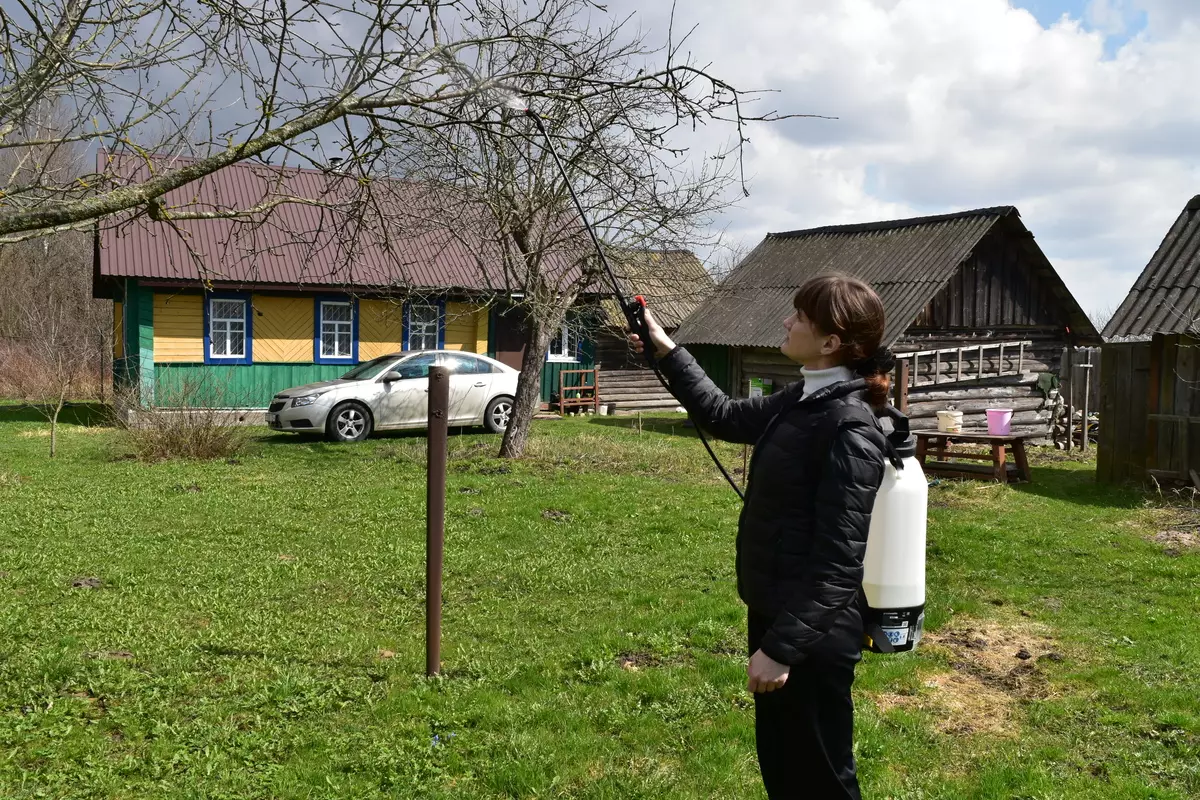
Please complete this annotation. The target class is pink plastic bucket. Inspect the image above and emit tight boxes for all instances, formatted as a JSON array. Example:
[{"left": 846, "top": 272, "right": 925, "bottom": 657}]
[{"left": 986, "top": 408, "right": 1013, "bottom": 436}]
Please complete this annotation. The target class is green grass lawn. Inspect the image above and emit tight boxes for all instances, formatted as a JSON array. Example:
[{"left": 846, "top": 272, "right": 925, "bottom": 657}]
[{"left": 1, "top": 407, "right": 1197, "bottom": 799}]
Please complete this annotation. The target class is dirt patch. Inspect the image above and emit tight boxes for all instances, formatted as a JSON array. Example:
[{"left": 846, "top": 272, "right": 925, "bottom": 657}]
[
  {"left": 871, "top": 616, "right": 1064, "bottom": 737},
  {"left": 70, "top": 576, "right": 103, "bottom": 589},
  {"left": 1152, "top": 530, "right": 1199, "bottom": 554},
  {"left": 542, "top": 508, "right": 572, "bottom": 522},
  {"left": 616, "top": 651, "right": 662, "bottom": 671},
  {"left": 85, "top": 650, "right": 133, "bottom": 661}
]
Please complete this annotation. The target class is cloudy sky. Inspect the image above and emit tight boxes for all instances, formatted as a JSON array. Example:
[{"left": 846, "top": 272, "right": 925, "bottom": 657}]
[{"left": 613, "top": 0, "right": 1200, "bottom": 322}]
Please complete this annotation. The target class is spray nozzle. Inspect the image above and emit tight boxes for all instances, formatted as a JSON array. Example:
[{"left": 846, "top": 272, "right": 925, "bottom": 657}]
[{"left": 502, "top": 94, "right": 530, "bottom": 114}]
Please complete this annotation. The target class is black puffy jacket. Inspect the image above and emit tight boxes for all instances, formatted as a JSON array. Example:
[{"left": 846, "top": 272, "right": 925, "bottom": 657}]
[{"left": 658, "top": 346, "right": 888, "bottom": 666}]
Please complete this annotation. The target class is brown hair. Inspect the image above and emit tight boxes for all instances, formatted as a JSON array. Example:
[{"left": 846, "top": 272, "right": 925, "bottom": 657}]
[{"left": 793, "top": 274, "right": 890, "bottom": 407}]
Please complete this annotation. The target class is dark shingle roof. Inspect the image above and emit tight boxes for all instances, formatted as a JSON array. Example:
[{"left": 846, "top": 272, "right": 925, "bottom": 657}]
[
  {"left": 96, "top": 154, "right": 581, "bottom": 293},
  {"left": 600, "top": 249, "right": 714, "bottom": 330},
  {"left": 674, "top": 207, "right": 1011, "bottom": 347},
  {"left": 674, "top": 206, "right": 1097, "bottom": 347},
  {"left": 1104, "top": 195, "right": 1200, "bottom": 341}
]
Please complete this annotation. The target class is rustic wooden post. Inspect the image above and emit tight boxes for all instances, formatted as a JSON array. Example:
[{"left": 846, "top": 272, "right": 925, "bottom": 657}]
[
  {"left": 998, "top": 342, "right": 1005, "bottom": 377},
  {"left": 977, "top": 344, "right": 984, "bottom": 380},
  {"left": 426, "top": 366, "right": 449, "bottom": 677},
  {"left": 1081, "top": 350, "right": 1093, "bottom": 451},
  {"left": 1065, "top": 344, "right": 1076, "bottom": 450},
  {"left": 894, "top": 361, "right": 910, "bottom": 413},
  {"left": 956, "top": 347, "right": 963, "bottom": 382},
  {"left": 1018, "top": 341, "right": 1025, "bottom": 375}
]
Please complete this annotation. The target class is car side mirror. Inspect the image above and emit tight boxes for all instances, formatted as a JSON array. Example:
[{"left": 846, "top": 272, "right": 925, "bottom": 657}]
[{"left": 381, "top": 371, "right": 402, "bottom": 383}]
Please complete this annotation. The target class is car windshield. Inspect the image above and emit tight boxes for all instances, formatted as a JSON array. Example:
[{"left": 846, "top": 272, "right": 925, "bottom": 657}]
[{"left": 340, "top": 356, "right": 400, "bottom": 381}]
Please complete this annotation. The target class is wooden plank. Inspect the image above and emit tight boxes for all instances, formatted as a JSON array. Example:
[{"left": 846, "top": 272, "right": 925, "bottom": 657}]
[
  {"left": 894, "top": 361, "right": 910, "bottom": 413},
  {"left": 912, "top": 431, "right": 1040, "bottom": 443},
  {"left": 1143, "top": 338, "right": 1162, "bottom": 482},
  {"left": 957, "top": 347, "right": 963, "bottom": 381},
  {"left": 1013, "top": 439, "right": 1031, "bottom": 481},
  {"left": 1096, "top": 346, "right": 1116, "bottom": 483},
  {"left": 993, "top": 442, "right": 1007, "bottom": 482},
  {"left": 1065, "top": 344, "right": 1076, "bottom": 450}
]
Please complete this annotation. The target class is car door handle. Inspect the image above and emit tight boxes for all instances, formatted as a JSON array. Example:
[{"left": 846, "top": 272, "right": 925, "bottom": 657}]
[{"left": 473, "top": 381, "right": 486, "bottom": 387}]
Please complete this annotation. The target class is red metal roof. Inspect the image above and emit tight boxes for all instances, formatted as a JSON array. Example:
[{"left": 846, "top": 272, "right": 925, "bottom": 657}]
[{"left": 96, "top": 154, "right": 582, "bottom": 293}]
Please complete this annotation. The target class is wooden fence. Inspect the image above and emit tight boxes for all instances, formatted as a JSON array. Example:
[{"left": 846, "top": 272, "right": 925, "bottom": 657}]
[{"left": 1098, "top": 335, "right": 1200, "bottom": 485}]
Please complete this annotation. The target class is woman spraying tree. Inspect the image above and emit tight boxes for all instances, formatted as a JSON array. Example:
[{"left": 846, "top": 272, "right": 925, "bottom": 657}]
[{"left": 629, "top": 274, "right": 896, "bottom": 799}]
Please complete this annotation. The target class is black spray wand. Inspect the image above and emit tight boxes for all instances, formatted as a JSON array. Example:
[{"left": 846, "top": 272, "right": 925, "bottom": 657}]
[{"left": 506, "top": 96, "right": 746, "bottom": 500}]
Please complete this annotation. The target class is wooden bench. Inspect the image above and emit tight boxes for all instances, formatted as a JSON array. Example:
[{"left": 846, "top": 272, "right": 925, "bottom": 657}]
[{"left": 912, "top": 430, "right": 1035, "bottom": 483}]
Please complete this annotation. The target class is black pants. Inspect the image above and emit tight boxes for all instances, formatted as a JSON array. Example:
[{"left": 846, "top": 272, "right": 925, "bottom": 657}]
[{"left": 748, "top": 610, "right": 862, "bottom": 800}]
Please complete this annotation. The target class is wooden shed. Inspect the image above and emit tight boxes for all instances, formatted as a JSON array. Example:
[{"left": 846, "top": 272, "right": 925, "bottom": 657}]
[
  {"left": 673, "top": 207, "right": 1100, "bottom": 435},
  {"left": 592, "top": 249, "right": 715, "bottom": 412},
  {"left": 1099, "top": 195, "right": 1200, "bottom": 484}
]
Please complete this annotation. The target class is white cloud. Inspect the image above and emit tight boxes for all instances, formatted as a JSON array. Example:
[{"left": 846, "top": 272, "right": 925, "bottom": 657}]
[{"left": 612, "top": 0, "right": 1200, "bottom": 318}]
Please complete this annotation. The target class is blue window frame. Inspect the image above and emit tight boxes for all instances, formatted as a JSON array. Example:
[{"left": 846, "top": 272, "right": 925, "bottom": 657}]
[
  {"left": 204, "top": 293, "right": 253, "bottom": 365},
  {"left": 402, "top": 300, "right": 445, "bottom": 351},
  {"left": 313, "top": 296, "right": 359, "bottom": 364}
]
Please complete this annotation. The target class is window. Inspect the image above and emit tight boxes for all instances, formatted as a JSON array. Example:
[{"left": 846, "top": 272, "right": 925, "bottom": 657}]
[
  {"left": 314, "top": 297, "right": 358, "bottom": 364},
  {"left": 396, "top": 352, "right": 439, "bottom": 379},
  {"left": 341, "top": 356, "right": 403, "bottom": 381},
  {"left": 206, "top": 296, "right": 251, "bottom": 364},
  {"left": 321, "top": 302, "right": 353, "bottom": 358},
  {"left": 547, "top": 324, "right": 578, "bottom": 362},
  {"left": 406, "top": 303, "right": 440, "bottom": 351},
  {"left": 442, "top": 353, "right": 494, "bottom": 375}
]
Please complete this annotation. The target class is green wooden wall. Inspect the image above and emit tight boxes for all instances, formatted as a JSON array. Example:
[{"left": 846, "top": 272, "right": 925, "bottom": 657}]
[
  {"left": 154, "top": 364, "right": 353, "bottom": 408},
  {"left": 687, "top": 344, "right": 732, "bottom": 396}
]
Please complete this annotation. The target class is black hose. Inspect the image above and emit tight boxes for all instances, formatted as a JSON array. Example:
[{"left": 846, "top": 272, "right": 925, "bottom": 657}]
[{"left": 524, "top": 109, "right": 745, "bottom": 501}]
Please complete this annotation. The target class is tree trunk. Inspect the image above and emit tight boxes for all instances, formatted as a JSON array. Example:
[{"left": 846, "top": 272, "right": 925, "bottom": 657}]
[
  {"left": 498, "top": 314, "right": 559, "bottom": 459},
  {"left": 50, "top": 394, "right": 65, "bottom": 458}
]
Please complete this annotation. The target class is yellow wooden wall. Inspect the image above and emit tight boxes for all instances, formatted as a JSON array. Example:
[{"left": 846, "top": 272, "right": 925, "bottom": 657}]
[
  {"left": 113, "top": 301, "right": 124, "bottom": 359},
  {"left": 146, "top": 293, "right": 491, "bottom": 364},
  {"left": 445, "top": 302, "right": 487, "bottom": 353},
  {"left": 153, "top": 293, "right": 204, "bottom": 362},
  {"left": 359, "top": 299, "right": 404, "bottom": 360},
  {"left": 253, "top": 295, "right": 313, "bottom": 362}
]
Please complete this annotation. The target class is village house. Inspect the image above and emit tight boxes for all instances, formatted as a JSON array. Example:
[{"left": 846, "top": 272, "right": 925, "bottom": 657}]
[
  {"left": 93, "top": 155, "right": 623, "bottom": 409},
  {"left": 672, "top": 207, "right": 1100, "bottom": 436}
]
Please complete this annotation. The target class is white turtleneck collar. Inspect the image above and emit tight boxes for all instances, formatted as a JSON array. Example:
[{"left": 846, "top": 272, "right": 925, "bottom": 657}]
[{"left": 800, "top": 365, "right": 856, "bottom": 399}]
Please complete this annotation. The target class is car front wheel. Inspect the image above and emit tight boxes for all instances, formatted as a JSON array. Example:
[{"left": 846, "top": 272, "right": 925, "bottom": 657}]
[
  {"left": 326, "top": 401, "right": 373, "bottom": 442},
  {"left": 484, "top": 396, "right": 514, "bottom": 434}
]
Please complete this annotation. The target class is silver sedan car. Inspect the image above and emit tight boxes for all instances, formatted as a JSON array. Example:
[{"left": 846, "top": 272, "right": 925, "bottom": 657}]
[{"left": 266, "top": 351, "right": 518, "bottom": 442}]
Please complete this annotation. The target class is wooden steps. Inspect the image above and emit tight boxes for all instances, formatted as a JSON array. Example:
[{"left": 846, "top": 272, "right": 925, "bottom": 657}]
[{"left": 597, "top": 369, "right": 681, "bottom": 413}]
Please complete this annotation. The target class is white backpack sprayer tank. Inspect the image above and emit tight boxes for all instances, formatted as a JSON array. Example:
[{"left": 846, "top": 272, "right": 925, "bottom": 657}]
[{"left": 862, "top": 406, "right": 927, "bottom": 653}]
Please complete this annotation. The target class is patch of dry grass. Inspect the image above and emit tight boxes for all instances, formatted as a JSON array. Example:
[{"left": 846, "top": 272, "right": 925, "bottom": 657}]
[{"left": 871, "top": 615, "right": 1068, "bottom": 737}]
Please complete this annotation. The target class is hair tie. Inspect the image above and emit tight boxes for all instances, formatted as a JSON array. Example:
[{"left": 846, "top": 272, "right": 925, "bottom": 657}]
[{"left": 854, "top": 346, "right": 896, "bottom": 377}]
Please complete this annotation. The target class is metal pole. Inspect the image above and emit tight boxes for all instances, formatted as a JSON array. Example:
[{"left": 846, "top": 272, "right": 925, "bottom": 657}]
[{"left": 426, "top": 365, "right": 449, "bottom": 677}]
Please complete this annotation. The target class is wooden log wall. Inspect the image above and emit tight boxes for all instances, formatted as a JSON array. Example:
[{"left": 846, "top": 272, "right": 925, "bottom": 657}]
[{"left": 736, "top": 332, "right": 1069, "bottom": 440}]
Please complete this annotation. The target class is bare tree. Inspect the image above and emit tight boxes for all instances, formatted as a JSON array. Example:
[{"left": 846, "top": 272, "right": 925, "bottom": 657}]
[
  {"left": 1, "top": 0, "right": 800, "bottom": 457},
  {"left": 0, "top": 241, "right": 106, "bottom": 456},
  {"left": 0, "top": 0, "right": 790, "bottom": 242},
  {"left": 381, "top": 3, "right": 768, "bottom": 456}
]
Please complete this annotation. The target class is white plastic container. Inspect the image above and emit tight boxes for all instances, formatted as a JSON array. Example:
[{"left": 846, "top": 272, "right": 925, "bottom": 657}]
[
  {"left": 936, "top": 410, "right": 963, "bottom": 433},
  {"left": 862, "top": 407, "right": 928, "bottom": 652},
  {"left": 863, "top": 454, "right": 928, "bottom": 611}
]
